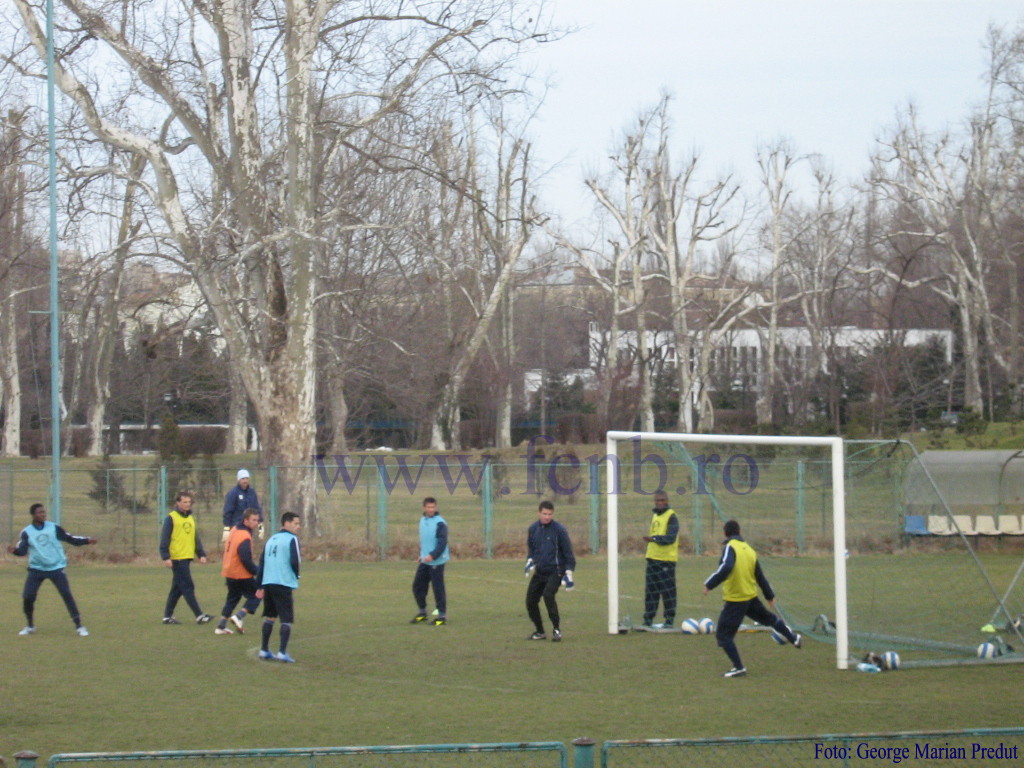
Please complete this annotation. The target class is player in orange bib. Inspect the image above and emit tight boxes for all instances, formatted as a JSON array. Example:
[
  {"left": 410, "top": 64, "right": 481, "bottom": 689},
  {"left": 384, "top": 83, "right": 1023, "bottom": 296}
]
[{"left": 214, "top": 508, "right": 262, "bottom": 635}]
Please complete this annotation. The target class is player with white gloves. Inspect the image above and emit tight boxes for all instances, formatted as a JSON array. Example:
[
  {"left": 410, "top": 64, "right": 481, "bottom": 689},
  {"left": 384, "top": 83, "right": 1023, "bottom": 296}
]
[{"left": 524, "top": 500, "right": 576, "bottom": 642}]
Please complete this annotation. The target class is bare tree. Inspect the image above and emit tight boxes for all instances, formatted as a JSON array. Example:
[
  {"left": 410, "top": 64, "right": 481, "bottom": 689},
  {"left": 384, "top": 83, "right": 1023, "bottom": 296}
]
[
  {"left": 754, "top": 140, "right": 800, "bottom": 426},
  {"left": 585, "top": 109, "right": 658, "bottom": 432},
  {"left": 0, "top": 108, "right": 34, "bottom": 456},
  {"left": 70, "top": 154, "right": 147, "bottom": 456},
  {"left": 424, "top": 106, "right": 539, "bottom": 450},
  {"left": 11, "top": 0, "right": 548, "bottom": 526},
  {"left": 867, "top": 98, "right": 1018, "bottom": 415},
  {"left": 780, "top": 160, "right": 858, "bottom": 429},
  {"left": 647, "top": 100, "right": 743, "bottom": 431}
]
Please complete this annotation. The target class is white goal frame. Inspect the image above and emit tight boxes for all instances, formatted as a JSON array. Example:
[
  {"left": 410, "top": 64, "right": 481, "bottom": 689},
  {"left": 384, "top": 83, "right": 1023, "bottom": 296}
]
[{"left": 605, "top": 431, "right": 849, "bottom": 670}]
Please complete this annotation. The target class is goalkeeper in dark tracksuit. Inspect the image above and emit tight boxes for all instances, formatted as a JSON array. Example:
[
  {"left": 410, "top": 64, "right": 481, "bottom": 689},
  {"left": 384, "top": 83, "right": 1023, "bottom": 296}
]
[
  {"left": 703, "top": 519, "right": 802, "bottom": 677},
  {"left": 642, "top": 491, "right": 679, "bottom": 628},
  {"left": 524, "top": 500, "right": 576, "bottom": 642}
]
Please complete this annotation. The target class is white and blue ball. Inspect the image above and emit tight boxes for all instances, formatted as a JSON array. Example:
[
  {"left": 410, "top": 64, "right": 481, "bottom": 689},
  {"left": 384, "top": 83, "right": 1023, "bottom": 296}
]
[
  {"left": 770, "top": 628, "right": 787, "bottom": 645},
  {"left": 881, "top": 651, "right": 900, "bottom": 671},
  {"left": 978, "top": 642, "right": 1001, "bottom": 659},
  {"left": 697, "top": 617, "right": 714, "bottom": 635},
  {"left": 680, "top": 618, "right": 700, "bottom": 634}
]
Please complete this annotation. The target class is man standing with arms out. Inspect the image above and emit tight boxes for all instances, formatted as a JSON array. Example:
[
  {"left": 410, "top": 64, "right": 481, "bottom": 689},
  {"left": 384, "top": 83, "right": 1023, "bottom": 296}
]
[
  {"left": 256, "top": 512, "right": 302, "bottom": 663},
  {"left": 642, "top": 491, "right": 679, "bottom": 629},
  {"left": 703, "top": 519, "right": 802, "bottom": 678},
  {"left": 524, "top": 500, "right": 575, "bottom": 642},
  {"left": 411, "top": 497, "right": 449, "bottom": 626},
  {"left": 215, "top": 508, "right": 262, "bottom": 635},
  {"left": 160, "top": 491, "right": 213, "bottom": 625},
  {"left": 8, "top": 503, "right": 97, "bottom": 636},
  {"left": 223, "top": 469, "right": 262, "bottom": 544}
]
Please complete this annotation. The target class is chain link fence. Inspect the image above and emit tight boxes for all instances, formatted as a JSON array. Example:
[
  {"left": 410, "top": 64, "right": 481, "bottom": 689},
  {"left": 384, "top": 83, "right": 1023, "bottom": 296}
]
[
  {"left": 601, "top": 728, "right": 1024, "bottom": 767},
  {"left": 9, "top": 730, "right": 1023, "bottom": 768},
  {"left": 0, "top": 458, "right": 606, "bottom": 560},
  {"left": 37, "top": 743, "right": 568, "bottom": 768}
]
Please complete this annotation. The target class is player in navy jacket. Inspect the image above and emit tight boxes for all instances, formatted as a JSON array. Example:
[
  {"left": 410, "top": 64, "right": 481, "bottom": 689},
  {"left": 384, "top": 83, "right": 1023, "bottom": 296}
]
[{"left": 524, "top": 500, "right": 576, "bottom": 642}]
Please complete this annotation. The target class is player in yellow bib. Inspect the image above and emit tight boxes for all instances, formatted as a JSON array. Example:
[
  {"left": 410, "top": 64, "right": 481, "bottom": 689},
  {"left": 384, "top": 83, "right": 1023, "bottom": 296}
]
[
  {"left": 159, "top": 492, "right": 212, "bottom": 625},
  {"left": 641, "top": 492, "right": 679, "bottom": 628},
  {"left": 703, "top": 519, "right": 802, "bottom": 677}
]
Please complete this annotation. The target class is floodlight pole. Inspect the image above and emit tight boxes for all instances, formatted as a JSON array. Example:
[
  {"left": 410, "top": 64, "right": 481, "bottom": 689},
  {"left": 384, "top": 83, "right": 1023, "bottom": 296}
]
[{"left": 46, "top": 0, "right": 62, "bottom": 523}]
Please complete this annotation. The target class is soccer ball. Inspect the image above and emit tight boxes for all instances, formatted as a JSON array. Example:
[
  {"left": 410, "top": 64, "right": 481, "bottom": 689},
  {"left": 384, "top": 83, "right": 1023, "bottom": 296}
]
[
  {"left": 680, "top": 618, "right": 700, "bottom": 634},
  {"left": 697, "top": 618, "right": 714, "bottom": 634},
  {"left": 978, "top": 642, "right": 1001, "bottom": 659},
  {"left": 770, "top": 628, "right": 787, "bottom": 645},
  {"left": 881, "top": 651, "right": 900, "bottom": 671}
]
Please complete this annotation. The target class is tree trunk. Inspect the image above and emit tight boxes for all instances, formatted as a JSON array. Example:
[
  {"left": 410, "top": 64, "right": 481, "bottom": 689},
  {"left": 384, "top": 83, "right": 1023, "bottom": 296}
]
[
  {"left": 226, "top": 366, "right": 248, "bottom": 454},
  {"left": 326, "top": 374, "right": 349, "bottom": 455},
  {"left": 0, "top": 294, "right": 20, "bottom": 457}
]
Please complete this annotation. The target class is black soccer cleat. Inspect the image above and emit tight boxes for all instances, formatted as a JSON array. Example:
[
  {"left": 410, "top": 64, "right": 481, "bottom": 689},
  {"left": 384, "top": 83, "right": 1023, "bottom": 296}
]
[
  {"left": 410, "top": 613, "right": 428, "bottom": 624},
  {"left": 529, "top": 631, "right": 547, "bottom": 640}
]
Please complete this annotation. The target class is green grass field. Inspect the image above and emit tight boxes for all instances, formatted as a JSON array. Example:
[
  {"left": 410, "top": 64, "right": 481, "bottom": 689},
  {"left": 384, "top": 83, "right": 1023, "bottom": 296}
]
[{"left": 3, "top": 553, "right": 1023, "bottom": 759}]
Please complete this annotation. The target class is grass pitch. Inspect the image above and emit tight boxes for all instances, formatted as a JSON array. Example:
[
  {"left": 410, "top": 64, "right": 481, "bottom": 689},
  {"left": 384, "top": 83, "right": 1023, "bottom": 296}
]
[{"left": 2, "top": 555, "right": 1022, "bottom": 759}]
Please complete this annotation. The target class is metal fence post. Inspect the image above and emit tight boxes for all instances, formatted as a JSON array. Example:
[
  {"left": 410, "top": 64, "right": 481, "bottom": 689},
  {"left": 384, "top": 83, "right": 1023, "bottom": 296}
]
[
  {"left": 376, "top": 465, "right": 388, "bottom": 558},
  {"left": 572, "top": 738, "right": 594, "bottom": 768},
  {"left": 158, "top": 465, "right": 167, "bottom": 522},
  {"left": 796, "top": 460, "right": 805, "bottom": 554},
  {"left": 692, "top": 464, "right": 703, "bottom": 556},
  {"left": 13, "top": 751, "right": 39, "bottom": 768},
  {"left": 482, "top": 461, "right": 493, "bottom": 559}
]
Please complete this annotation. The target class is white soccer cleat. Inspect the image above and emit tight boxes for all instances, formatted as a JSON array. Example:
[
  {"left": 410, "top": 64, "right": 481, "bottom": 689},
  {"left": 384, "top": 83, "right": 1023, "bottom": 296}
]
[
  {"left": 19, "top": 626, "right": 36, "bottom": 636},
  {"left": 76, "top": 626, "right": 89, "bottom": 637},
  {"left": 230, "top": 614, "right": 245, "bottom": 634},
  {"left": 214, "top": 627, "right": 234, "bottom": 635}
]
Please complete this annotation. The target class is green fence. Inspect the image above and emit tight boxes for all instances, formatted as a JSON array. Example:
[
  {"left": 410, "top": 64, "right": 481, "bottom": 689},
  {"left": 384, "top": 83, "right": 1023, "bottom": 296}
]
[
  {"left": 36, "top": 742, "right": 569, "bottom": 768},
  {"left": 7, "top": 729, "right": 1023, "bottom": 768},
  {"left": 0, "top": 459, "right": 606, "bottom": 560},
  {"left": 601, "top": 728, "right": 1024, "bottom": 766},
  {"left": 0, "top": 441, "right": 1005, "bottom": 565}
]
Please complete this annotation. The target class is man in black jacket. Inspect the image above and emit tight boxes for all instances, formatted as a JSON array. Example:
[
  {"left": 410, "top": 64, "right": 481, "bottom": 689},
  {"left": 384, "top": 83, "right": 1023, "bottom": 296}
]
[
  {"left": 524, "top": 500, "right": 576, "bottom": 642},
  {"left": 223, "top": 469, "right": 262, "bottom": 544}
]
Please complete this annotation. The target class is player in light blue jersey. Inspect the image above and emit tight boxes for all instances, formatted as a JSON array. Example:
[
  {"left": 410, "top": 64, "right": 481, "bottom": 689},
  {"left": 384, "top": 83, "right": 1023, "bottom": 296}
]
[
  {"left": 255, "top": 512, "right": 301, "bottom": 662},
  {"left": 7, "top": 503, "right": 97, "bottom": 636},
  {"left": 410, "top": 497, "right": 449, "bottom": 626}
]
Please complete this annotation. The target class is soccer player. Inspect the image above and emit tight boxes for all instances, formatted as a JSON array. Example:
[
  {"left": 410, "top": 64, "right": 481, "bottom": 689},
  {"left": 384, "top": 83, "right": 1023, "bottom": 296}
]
[
  {"left": 703, "top": 519, "right": 802, "bottom": 677},
  {"left": 641, "top": 491, "right": 679, "bottom": 628},
  {"left": 159, "top": 491, "right": 213, "bottom": 625},
  {"left": 524, "top": 500, "right": 575, "bottom": 642},
  {"left": 215, "top": 508, "right": 262, "bottom": 635},
  {"left": 256, "top": 511, "right": 302, "bottom": 662},
  {"left": 8, "top": 503, "right": 97, "bottom": 636},
  {"left": 410, "top": 497, "right": 449, "bottom": 626},
  {"left": 223, "top": 469, "right": 262, "bottom": 544}
]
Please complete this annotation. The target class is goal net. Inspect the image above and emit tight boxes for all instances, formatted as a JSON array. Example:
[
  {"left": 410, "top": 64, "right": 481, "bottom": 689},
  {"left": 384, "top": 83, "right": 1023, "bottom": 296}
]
[{"left": 605, "top": 432, "right": 1024, "bottom": 670}]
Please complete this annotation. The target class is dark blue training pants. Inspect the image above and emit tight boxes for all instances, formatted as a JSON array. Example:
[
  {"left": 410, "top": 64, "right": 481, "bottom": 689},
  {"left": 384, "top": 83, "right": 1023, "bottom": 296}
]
[{"left": 23, "top": 568, "right": 81, "bottom": 627}]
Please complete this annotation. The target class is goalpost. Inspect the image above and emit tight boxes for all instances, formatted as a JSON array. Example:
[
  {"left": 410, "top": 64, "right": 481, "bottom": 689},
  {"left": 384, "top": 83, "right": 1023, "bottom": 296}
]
[
  {"left": 606, "top": 431, "right": 849, "bottom": 669},
  {"left": 605, "top": 431, "right": 1024, "bottom": 671}
]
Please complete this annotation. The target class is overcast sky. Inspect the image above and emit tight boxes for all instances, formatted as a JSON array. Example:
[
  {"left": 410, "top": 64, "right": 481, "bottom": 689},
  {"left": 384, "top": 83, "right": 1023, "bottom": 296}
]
[{"left": 522, "top": 1, "right": 1024, "bottom": 225}]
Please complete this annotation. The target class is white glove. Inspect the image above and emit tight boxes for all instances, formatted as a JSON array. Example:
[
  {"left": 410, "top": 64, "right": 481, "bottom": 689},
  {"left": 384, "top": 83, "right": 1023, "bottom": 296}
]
[
  {"left": 257, "top": 523, "right": 266, "bottom": 540},
  {"left": 562, "top": 570, "right": 575, "bottom": 591},
  {"left": 222, "top": 527, "right": 231, "bottom": 544},
  {"left": 524, "top": 558, "right": 535, "bottom": 577}
]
